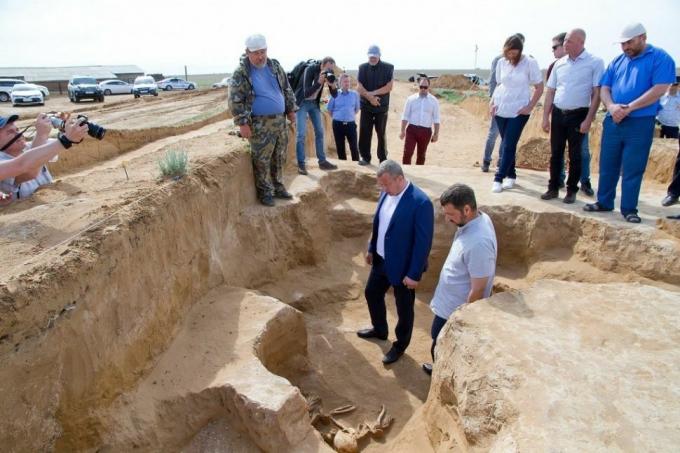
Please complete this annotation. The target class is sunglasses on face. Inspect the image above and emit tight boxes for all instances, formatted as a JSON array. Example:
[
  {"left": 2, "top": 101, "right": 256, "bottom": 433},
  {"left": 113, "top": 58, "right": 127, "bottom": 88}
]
[
  {"left": 552, "top": 45, "right": 562, "bottom": 50},
  {"left": 419, "top": 85, "right": 429, "bottom": 89},
  {"left": 0, "top": 125, "right": 30, "bottom": 152}
]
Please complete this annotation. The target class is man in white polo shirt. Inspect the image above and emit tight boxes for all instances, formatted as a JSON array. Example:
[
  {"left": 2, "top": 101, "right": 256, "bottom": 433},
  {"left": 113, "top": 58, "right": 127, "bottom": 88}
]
[
  {"left": 541, "top": 28, "right": 604, "bottom": 204},
  {"left": 423, "top": 183, "right": 497, "bottom": 375},
  {"left": 399, "top": 76, "right": 440, "bottom": 165}
]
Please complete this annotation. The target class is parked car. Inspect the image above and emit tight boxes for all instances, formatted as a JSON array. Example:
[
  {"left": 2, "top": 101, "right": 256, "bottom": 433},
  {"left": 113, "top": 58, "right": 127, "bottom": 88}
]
[
  {"left": 211, "top": 77, "right": 231, "bottom": 89},
  {"left": 68, "top": 76, "right": 104, "bottom": 103},
  {"left": 463, "top": 73, "right": 483, "bottom": 86},
  {"left": 0, "top": 79, "right": 49, "bottom": 102},
  {"left": 99, "top": 79, "right": 132, "bottom": 95},
  {"left": 157, "top": 77, "right": 196, "bottom": 91},
  {"left": 10, "top": 84, "right": 44, "bottom": 106},
  {"left": 132, "top": 76, "right": 158, "bottom": 98}
]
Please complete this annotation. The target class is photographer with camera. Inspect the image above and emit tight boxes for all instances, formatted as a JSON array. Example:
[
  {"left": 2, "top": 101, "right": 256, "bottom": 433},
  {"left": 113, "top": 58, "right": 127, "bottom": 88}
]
[
  {"left": 0, "top": 113, "right": 89, "bottom": 202},
  {"left": 294, "top": 56, "right": 339, "bottom": 175}
]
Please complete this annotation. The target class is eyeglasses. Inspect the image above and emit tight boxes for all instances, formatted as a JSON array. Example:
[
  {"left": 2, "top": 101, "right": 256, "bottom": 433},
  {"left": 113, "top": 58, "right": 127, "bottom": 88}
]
[
  {"left": 419, "top": 85, "right": 429, "bottom": 89},
  {"left": 552, "top": 45, "right": 562, "bottom": 50}
]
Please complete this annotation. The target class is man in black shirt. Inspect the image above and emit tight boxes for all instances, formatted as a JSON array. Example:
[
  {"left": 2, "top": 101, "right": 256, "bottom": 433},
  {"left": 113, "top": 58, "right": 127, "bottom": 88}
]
[{"left": 357, "top": 45, "right": 394, "bottom": 165}]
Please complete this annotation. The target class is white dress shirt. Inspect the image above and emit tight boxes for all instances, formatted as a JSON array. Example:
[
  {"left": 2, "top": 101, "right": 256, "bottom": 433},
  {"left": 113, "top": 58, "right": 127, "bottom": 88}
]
[
  {"left": 492, "top": 55, "right": 543, "bottom": 118},
  {"left": 377, "top": 181, "right": 410, "bottom": 258},
  {"left": 401, "top": 93, "right": 441, "bottom": 127},
  {"left": 547, "top": 50, "right": 605, "bottom": 110}
]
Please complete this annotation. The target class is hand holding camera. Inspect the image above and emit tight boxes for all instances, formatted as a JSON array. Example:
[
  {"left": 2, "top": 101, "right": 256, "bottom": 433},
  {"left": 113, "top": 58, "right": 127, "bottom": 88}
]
[{"left": 48, "top": 113, "right": 106, "bottom": 141}]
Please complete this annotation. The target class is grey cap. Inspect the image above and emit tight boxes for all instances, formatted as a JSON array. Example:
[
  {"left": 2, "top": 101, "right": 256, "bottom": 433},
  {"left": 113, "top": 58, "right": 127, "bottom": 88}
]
[
  {"left": 0, "top": 114, "right": 19, "bottom": 128},
  {"left": 617, "top": 23, "right": 646, "bottom": 42},
  {"left": 245, "top": 34, "right": 267, "bottom": 51},
  {"left": 367, "top": 45, "right": 381, "bottom": 57}
]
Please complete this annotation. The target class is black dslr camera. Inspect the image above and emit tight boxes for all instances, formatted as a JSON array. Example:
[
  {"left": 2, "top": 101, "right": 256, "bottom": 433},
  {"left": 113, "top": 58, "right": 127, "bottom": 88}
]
[
  {"left": 322, "top": 69, "right": 336, "bottom": 84},
  {"left": 49, "top": 114, "right": 106, "bottom": 140}
]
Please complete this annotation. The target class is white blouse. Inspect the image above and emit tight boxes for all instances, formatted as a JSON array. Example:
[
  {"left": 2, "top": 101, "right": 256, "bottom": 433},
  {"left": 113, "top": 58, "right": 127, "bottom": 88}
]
[{"left": 492, "top": 55, "right": 542, "bottom": 118}]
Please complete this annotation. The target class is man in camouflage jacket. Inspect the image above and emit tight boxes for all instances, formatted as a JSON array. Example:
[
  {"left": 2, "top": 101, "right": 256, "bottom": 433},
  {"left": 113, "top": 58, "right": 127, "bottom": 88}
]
[{"left": 228, "top": 34, "right": 297, "bottom": 206}]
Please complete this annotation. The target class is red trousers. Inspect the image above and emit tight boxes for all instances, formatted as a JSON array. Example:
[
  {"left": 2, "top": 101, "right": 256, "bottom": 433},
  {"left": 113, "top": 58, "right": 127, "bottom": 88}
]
[{"left": 403, "top": 124, "right": 432, "bottom": 165}]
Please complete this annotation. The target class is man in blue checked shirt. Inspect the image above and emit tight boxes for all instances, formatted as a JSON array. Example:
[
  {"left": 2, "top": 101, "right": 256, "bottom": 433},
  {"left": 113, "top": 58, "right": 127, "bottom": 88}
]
[
  {"left": 583, "top": 23, "right": 676, "bottom": 223},
  {"left": 327, "top": 73, "right": 361, "bottom": 161}
]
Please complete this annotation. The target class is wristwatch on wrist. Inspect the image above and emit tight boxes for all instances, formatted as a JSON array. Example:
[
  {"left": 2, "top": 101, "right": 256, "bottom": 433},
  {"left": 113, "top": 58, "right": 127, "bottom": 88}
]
[{"left": 57, "top": 133, "right": 74, "bottom": 149}]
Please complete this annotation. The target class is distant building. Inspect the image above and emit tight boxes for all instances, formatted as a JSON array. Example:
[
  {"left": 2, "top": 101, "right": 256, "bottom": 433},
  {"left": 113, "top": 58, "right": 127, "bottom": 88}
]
[{"left": 0, "top": 65, "right": 145, "bottom": 94}]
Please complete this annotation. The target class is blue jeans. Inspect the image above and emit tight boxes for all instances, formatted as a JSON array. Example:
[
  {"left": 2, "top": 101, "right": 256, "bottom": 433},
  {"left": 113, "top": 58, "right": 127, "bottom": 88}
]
[
  {"left": 494, "top": 114, "right": 530, "bottom": 183},
  {"left": 560, "top": 134, "right": 591, "bottom": 184},
  {"left": 296, "top": 100, "right": 327, "bottom": 166},
  {"left": 430, "top": 315, "right": 447, "bottom": 361},
  {"left": 597, "top": 115, "right": 655, "bottom": 215},
  {"left": 482, "top": 118, "right": 500, "bottom": 165}
]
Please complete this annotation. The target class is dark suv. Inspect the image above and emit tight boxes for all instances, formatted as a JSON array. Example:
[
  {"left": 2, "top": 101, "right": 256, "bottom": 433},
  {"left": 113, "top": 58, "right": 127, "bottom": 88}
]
[{"left": 68, "top": 76, "right": 104, "bottom": 103}]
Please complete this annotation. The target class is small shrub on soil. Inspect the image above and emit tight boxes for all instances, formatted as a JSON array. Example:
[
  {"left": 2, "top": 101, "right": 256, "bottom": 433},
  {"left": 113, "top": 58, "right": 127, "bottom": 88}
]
[{"left": 158, "top": 149, "right": 189, "bottom": 178}]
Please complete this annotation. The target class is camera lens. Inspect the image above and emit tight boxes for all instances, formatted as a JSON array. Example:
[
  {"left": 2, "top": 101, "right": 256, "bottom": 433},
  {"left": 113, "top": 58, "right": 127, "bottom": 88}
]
[{"left": 87, "top": 122, "right": 106, "bottom": 140}]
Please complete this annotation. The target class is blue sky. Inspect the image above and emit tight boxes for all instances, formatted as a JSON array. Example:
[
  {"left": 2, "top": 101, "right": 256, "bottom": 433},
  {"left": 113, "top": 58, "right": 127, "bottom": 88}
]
[{"left": 1, "top": 0, "right": 679, "bottom": 75}]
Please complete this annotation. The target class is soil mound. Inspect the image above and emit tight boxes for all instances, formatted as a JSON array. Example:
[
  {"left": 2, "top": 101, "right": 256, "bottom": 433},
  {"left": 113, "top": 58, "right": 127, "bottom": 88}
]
[
  {"left": 516, "top": 137, "right": 550, "bottom": 170},
  {"left": 431, "top": 74, "right": 475, "bottom": 90}
]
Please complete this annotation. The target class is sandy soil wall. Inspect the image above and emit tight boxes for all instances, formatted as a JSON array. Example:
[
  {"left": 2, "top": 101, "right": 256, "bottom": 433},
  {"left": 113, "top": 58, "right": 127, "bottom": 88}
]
[{"left": 0, "top": 149, "right": 332, "bottom": 451}]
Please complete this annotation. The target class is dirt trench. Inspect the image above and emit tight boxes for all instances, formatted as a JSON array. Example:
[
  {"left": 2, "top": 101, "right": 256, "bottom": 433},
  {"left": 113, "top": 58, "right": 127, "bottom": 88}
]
[{"left": 2, "top": 156, "right": 679, "bottom": 452}]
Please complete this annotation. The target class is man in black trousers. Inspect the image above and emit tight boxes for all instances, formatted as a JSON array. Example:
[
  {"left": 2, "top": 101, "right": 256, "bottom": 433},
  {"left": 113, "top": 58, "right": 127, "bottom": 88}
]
[
  {"left": 357, "top": 160, "right": 434, "bottom": 364},
  {"left": 356, "top": 45, "right": 394, "bottom": 166}
]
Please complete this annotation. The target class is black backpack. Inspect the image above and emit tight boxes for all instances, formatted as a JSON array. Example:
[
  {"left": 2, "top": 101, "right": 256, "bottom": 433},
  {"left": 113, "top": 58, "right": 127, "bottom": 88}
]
[{"left": 288, "top": 59, "right": 319, "bottom": 91}]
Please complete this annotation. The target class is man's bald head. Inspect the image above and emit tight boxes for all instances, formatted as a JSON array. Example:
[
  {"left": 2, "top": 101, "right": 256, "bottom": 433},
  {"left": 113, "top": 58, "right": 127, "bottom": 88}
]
[{"left": 564, "top": 28, "right": 587, "bottom": 57}]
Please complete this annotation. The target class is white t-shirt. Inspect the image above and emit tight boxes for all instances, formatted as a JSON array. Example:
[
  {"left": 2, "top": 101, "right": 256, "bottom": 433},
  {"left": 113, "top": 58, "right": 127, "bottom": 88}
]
[
  {"left": 430, "top": 212, "right": 497, "bottom": 319},
  {"left": 492, "top": 55, "right": 543, "bottom": 118},
  {"left": 547, "top": 50, "right": 604, "bottom": 110},
  {"left": 376, "top": 181, "right": 410, "bottom": 258}
]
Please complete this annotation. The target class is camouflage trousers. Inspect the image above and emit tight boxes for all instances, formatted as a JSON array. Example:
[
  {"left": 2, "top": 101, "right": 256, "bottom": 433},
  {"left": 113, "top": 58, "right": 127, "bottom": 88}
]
[{"left": 249, "top": 115, "right": 288, "bottom": 199}]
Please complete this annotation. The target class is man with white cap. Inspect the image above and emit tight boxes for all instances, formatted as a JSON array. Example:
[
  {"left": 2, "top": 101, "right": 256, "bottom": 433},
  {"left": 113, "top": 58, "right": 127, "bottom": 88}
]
[
  {"left": 584, "top": 23, "right": 676, "bottom": 223},
  {"left": 228, "top": 34, "right": 297, "bottom": 207},
  {"left": 357, "top": 45, "right": 394, "bottom": 165}
]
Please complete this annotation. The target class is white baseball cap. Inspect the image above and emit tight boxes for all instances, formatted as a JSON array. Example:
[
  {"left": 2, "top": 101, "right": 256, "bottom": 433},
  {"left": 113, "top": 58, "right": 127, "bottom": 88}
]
[
  {"left": 245, "top": 34, "right": 267, "bottom": 51},
  {"left": 617, "top": 23, "right": 646, "bottom": 42}
]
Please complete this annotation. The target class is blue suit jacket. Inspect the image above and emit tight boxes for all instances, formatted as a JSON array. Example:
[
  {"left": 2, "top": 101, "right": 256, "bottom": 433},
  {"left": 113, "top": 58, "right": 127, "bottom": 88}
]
[{"left": 368, "top": 183, "right": 434, "bottom": 286}]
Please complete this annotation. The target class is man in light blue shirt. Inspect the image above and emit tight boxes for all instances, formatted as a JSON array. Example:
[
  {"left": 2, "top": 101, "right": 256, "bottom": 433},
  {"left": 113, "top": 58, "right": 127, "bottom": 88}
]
[
  {"left": 584, "top": 23, "right": 676, "bottom": 223},
  {"left": 423, "top": 184, "right": 497, "bottom": 376},
  {"left": 327, "top": 74, "right": 360, "bottom": 161}
]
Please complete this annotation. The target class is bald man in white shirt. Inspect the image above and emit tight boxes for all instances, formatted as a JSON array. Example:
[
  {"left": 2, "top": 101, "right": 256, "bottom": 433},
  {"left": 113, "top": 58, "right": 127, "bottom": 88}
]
[{"left": 399, "top": 77, "right": 440, "bottom": 165}]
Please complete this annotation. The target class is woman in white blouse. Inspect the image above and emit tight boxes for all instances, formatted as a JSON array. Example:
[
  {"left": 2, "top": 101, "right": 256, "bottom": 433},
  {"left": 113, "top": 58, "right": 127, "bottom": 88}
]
[{"left": 490, "top": 34, "right": 544, "bottom": 193}]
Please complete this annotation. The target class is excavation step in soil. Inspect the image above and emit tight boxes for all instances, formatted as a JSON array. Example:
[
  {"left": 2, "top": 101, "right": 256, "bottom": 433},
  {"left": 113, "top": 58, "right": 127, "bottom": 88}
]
[{"left": 0, "top": 81, "right": 678, "bottom": 452}]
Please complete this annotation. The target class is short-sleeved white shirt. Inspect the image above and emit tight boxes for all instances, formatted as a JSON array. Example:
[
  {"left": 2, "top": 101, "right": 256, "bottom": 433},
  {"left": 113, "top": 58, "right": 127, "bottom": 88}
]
[
  {"left": 430, "top": 212, "right": 497, "bottom": 319},
  {"left": 492, "top": 55, "right": 543, "bottom": 118},
  {"left": 547, "top": 50, "right": 605, "bottom": 110}
]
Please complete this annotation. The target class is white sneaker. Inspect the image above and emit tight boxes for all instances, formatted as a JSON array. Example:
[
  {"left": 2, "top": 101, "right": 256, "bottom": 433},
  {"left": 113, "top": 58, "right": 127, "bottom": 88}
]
[
  {"left": 492, "top": 182, "right": 503, "bottom": 193},
  {"left": 502, "top": 178, "right": 516, "bottom": 189}
]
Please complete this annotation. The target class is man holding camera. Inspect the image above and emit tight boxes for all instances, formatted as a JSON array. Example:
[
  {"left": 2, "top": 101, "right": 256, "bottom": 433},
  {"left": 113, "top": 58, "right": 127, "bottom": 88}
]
[
  {"left": 294, "top": 57, "right": 339, "bottom": 175},
  {"left": 0, "top": 113, "right": 88, "bottom": 203},
  {"left": 357, "top": 45, "right": 394, "bottom": 165},
  {"left": 0, "top": 113, "right": 60, "bottom": 200},
  {"left": 229, "top": 34, "right": 298, "bottom": 207}
]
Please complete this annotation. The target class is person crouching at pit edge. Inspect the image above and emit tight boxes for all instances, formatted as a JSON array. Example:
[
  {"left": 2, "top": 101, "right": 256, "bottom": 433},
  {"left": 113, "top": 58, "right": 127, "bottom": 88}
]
[{"left": 423, "top": 183, "right": 497, "bottom": 376}]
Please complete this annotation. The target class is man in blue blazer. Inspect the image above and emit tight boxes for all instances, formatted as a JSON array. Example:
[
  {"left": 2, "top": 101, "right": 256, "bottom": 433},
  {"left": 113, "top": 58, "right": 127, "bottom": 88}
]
[{"left": 357, "top": 160, "right": 435, "bottom": 364}]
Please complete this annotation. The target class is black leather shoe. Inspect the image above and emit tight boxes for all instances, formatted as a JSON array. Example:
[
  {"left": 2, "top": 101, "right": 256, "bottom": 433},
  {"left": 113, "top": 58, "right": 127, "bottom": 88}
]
[
  {"left": 274, "top": 189, "right": 293, "bottom": 199},
  {"left": 319, "top": 160, "right": 338, "bottom": 170},
  {"left": 357, "top": 328, "right": 387, "bottom": 341},
  {"left": 382, "top": 346, "right": 403, "bottom": 364},
  {"left": 297, "top": 165, "right": 308, "bottom": 175},
  {"left": 358, "top": 160, "right": 370, "bottom": 166},
  {"left": 662, "top": 194, "right": 679, "bottom": 207},
  {"left": 581, "top": 181, "right": 595, "bottom": 197},
  {"left": 260, "top": 196, "right": 275, "bottom": 207},
  {"left": 541, "top": 189, "right": 559, "bottom": 200},
  {"left": 563, "top": 192, "right": 576, "bottom": 204},
  {"left": 422, "top": 363, "right": 433, "bottom": 375}
]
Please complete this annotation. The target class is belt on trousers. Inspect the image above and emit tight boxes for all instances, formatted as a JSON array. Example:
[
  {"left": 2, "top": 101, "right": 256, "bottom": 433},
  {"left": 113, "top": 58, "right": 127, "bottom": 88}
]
[
  {"left": 333, "top": 120, "right": 355, "bottom": 125},
  {"left": 252, "top": 114, "right": 284, "bottom": 119},
  {"left": 408, "top": 124, "right": 432, "bottom": 129},
  {"left": 554, "top": 106, "right": 589, "bottom": 114}
]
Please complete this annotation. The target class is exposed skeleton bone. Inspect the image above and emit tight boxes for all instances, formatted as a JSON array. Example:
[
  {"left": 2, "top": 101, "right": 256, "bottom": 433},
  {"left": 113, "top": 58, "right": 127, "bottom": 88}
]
[{"left": 306, "top": 395, "right": 394, "bottom": 452}]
